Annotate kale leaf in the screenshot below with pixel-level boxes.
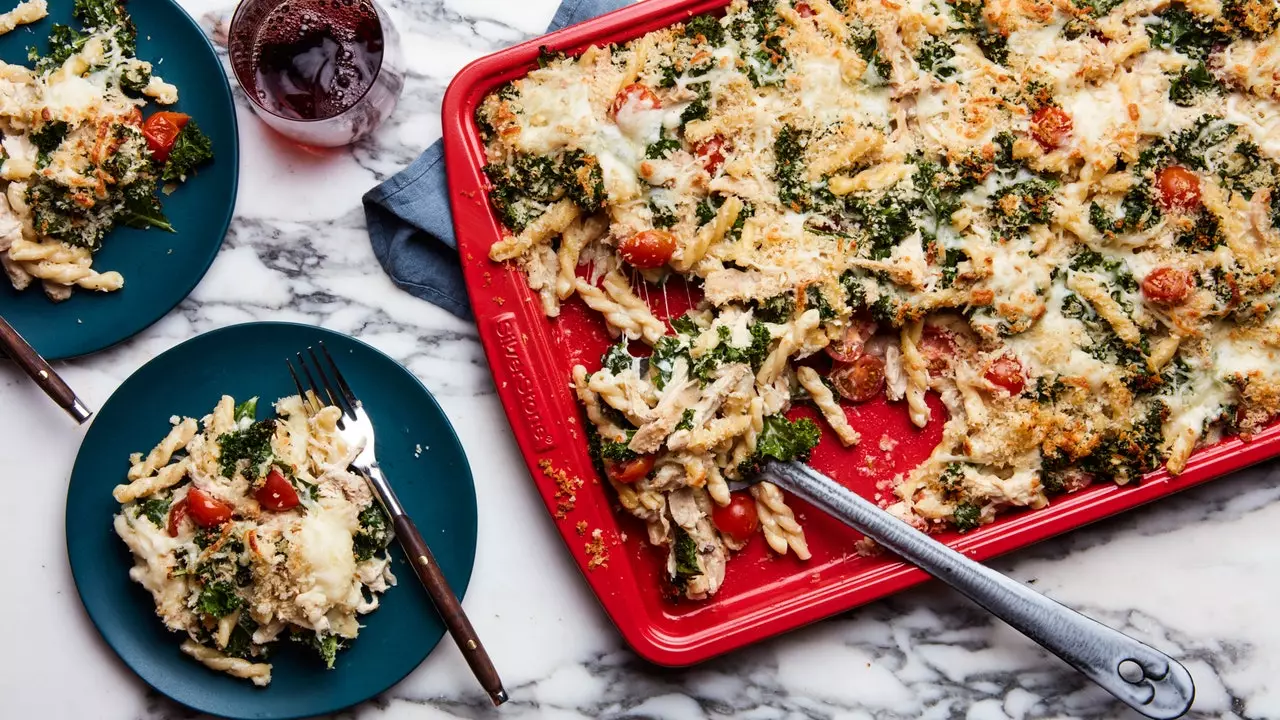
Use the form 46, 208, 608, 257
196, 580, 243, 618
353, 504, 393, 562
161, 121, 214, 184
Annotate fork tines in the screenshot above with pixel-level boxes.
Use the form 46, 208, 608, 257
286, 341, 362, 417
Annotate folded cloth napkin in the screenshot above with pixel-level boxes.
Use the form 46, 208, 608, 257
363, 0, 631, 319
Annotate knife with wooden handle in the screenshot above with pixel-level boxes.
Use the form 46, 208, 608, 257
0, 315, 92, 423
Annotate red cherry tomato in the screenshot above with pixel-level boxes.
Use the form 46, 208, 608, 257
186, 487, 234, 528
984, 355, 1025, 395
1155, 166, 1201, 212
167, 498, 188, 537
606, 454, 656, 484
610, 83, 661, 119
1142, 266, 1194, 305
142, 111, 190, 164
919, 327, 957, 375
830, 354, 886, 403
825, 320, 876, 363
713, 493, 760, 543
618, 230, 677, 269
794, 2, 816, 17
694, 135, 727, 174
1030, 105, 1073, 151
255, 468, 301, 512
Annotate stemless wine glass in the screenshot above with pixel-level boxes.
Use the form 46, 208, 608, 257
228, 0, 405, 147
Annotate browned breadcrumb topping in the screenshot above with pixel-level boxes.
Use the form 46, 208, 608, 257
539, 458, 584, 519
585, 528, 609, 570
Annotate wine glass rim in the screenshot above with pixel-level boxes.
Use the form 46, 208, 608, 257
227, 0, 388, 124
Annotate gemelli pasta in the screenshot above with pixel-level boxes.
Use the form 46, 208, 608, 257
480, 0, 1280, 598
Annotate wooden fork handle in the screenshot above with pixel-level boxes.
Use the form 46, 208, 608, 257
392, 514, 508, 705
0, 314, 91, 423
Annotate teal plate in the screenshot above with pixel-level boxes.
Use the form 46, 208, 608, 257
66, 323, 478, 719
0, 0, 238, 360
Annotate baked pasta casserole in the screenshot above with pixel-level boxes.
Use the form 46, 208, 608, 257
478, 0, 1280, 598
112, 396, 396, 685
0, 0, 213, 301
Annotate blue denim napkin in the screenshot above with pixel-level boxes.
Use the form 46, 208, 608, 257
363, 0, 631, 319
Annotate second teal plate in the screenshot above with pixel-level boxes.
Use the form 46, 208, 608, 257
66, 322, 477, 719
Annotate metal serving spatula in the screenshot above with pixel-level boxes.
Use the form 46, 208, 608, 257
733, 461, 1195, 720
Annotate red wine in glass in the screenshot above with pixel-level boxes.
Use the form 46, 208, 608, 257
230, 0, 403, 146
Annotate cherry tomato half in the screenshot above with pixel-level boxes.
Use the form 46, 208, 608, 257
713, 493, 760, 543
606, 454, 656, 484
831, 354, 886, 403
919, 327, 957, 375
142, 111, 190, 164
619, 229, 677, 269
186, 487, 234, 528
610, 83, 661, 119
984, 355, 1025, 395
824, 320, 876, 363
167, 498, 189, 537
255, 468, 301, 512
1155, 165, 1201, 212
1030, 105, 1073, 151
794, 2, 816, 17
694, 135, 727, 175
1142, 266, 1194, 305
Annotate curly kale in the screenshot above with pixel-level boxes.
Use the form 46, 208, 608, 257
30, 121, 68, 165
989, 178, 1057, 240
353, 505, 393, 562
674, 408, 696, 432
217, 419, 276, 480
1176, 209, 1225, 251
915, 38, 956, 78
773, 125, 810, 211
120, 182, 174, 233
805, 286, 836, 320
738, 414, 821, 476
1089, 186, 1161, 237
292, 630, 345, 670
601, 340, 636, 375
1168, 61, 1219, 107
1080, 403, 1167, 483
754, 292, 796, 323
161, 121, 214, 183
848, 189, 921, 259
952, 502, 982, 531
692, 323, 772, 380
1146, 4, 1231, 59
950, 0, 1009, 65
671, 526, 701, 582
685, 14, 726, 45
849, 21, 892, 82
487, 150, 605, 231
134, 496, 171, 528
196, 580, 243, 618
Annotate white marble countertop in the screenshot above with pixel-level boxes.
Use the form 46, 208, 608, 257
2, 1, 1278, 718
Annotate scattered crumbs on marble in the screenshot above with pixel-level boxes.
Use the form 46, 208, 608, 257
539, 458, 583, 518
585, 528, 608, 570
574, 520, 587, 536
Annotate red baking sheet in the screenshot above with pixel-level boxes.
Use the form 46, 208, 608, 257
441, 0, 1280, 665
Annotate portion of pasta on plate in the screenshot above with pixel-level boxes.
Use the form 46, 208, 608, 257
112, 395, 395, 686
478, 0, 1280, 598
0, 0, 213, 301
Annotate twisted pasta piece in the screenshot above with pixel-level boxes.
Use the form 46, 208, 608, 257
488, 199, 579, 262
757, 309, 820, 385
113, 460, 189, 503
900, 320, 931, 428
555, 215, 606, 299
572, 365, 627, 441
797, 366, 859, 446
751, 481, 811, 559
587, 370, 654, 426
601, 270, 665, 344
706, 461, 730, 507
128, 417, 198, 480
673, 195, 742, 272
575, 278, 649, 341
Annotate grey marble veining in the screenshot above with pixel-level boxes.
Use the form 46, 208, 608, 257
1, 1, 1277, 719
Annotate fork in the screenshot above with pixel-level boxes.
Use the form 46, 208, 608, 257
734, 461, 1194, 720
289, 343, 508, 706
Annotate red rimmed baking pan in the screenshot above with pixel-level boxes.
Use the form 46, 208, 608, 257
440, 0, 1280, 665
